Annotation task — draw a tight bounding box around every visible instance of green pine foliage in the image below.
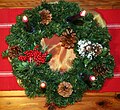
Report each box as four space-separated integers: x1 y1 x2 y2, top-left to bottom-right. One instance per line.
3 0 114 108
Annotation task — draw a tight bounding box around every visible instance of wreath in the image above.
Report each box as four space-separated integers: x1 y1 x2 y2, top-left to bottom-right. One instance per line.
3 1 115 109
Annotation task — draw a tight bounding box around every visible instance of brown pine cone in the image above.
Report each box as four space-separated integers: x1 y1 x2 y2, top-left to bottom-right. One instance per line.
60 28 77 49
39 9 52 25
8 45 22 59
57 81 73 97
93 64 109 76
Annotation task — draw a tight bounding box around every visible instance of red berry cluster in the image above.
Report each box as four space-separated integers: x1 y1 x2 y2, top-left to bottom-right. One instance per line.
18 46 48 65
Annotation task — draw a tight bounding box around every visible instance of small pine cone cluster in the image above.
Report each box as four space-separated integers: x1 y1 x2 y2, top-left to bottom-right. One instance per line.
93 64 109 76
8 45 22 59
57 81 73 97
60 28 77 49
77 40 103 60
39 9 52 25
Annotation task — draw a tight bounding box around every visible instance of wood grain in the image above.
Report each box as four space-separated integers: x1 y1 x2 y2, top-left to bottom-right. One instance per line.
0 0 120 9
0 91 120 110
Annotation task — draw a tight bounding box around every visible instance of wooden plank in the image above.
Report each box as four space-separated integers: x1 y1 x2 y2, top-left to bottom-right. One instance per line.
113 5 120 9
0 0 40 8
0 97 47 110
0 91 120 110
0 0 119 9
0 91 117 97
46 0 120 5
79 5 113 9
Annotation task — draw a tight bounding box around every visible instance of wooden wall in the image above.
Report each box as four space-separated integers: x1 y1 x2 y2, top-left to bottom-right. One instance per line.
0 0 120 9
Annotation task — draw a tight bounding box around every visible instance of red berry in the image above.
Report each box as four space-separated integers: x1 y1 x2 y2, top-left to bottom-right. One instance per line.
27 57 32 62
18 56 27 61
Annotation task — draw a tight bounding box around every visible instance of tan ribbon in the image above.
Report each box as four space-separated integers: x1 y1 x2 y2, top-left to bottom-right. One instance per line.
89 10 106 28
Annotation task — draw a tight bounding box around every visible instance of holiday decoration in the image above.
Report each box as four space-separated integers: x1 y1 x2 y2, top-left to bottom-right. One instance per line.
67 10 86 22
79 73 94 88
60 28 77 49
41 34 76 72
22 15 34 32
80 10 86 16
8 45 22 59
89 75 96 81
57 81 73 97
93 64 109 76
22 15 28 23
92 43 102 56
91 11 106 28
18 47 49 65
77 40 103 60
40 82 47 89
39 9 52 25
2 0 115 109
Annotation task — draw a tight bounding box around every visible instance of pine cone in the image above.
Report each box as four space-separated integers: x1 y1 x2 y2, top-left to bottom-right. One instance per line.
84 44 92 52
60 28 77 49
8 46 22 59
57 81 73 97
92 44 102 56
39 9 52 25
93 64 109 76
85 44 102 55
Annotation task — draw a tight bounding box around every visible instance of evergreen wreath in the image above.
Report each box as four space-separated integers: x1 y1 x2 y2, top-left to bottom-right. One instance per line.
3 0 115 109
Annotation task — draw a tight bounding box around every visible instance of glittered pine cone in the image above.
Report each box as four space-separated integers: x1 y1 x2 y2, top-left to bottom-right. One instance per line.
92 44 102 56
8 45 22 59
39 9 52 25
85 44 92 52
57 81 73 97
93 64 109 76
60 28 77 49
